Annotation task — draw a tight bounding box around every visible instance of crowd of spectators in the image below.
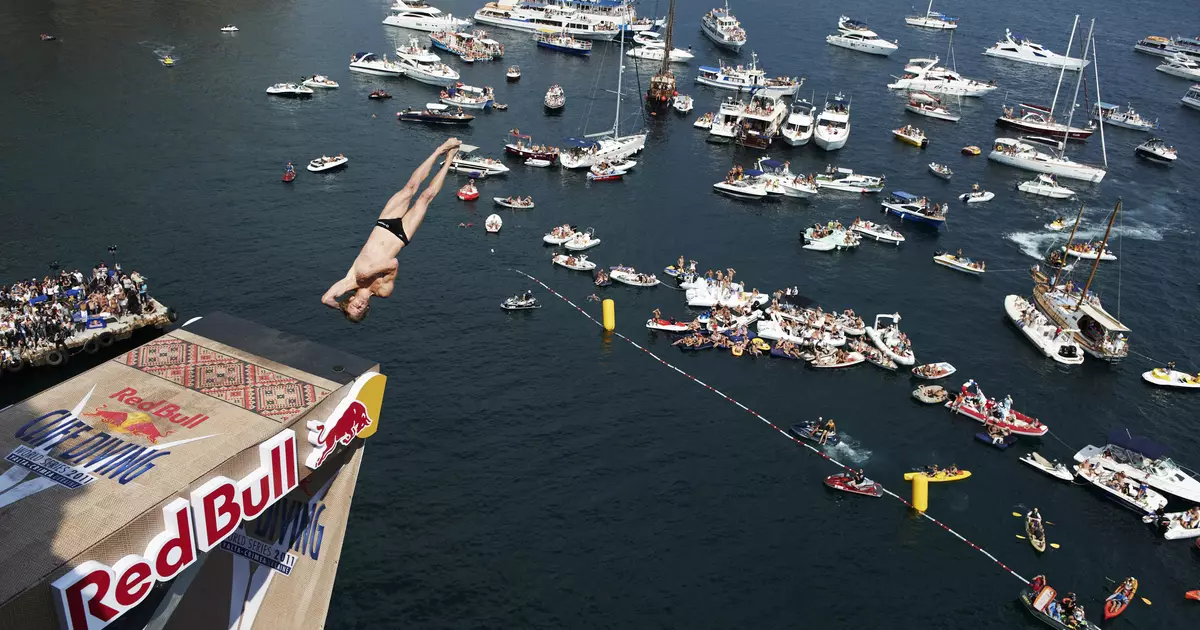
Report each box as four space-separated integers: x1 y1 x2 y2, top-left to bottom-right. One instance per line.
1 262 153 366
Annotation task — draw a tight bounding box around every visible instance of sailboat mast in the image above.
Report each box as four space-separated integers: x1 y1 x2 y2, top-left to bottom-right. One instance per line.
1051 200 1088 286
660 0 675 75
1048 15 1080 120
1075 198 1120 309
1058 18 1094 159
1091 30 1108 168
613 24 624 137
926 0 934 16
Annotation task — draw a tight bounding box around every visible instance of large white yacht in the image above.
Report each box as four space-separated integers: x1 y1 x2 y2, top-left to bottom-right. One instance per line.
382 0 470 32
398 55 460 85
1073 430 1200 503
904 0 957 30
1184 84 1200 110
474 1 620 40
701 1 746 50
538 0 660 35
813 93 851 151
706 93 788 149
826 16 898 57
694 52 801 96
1156 53 1200 81
1134 34 1200 60
989 138 1105 182
887 56 996 97
780 99 815 146
983 28 1089 70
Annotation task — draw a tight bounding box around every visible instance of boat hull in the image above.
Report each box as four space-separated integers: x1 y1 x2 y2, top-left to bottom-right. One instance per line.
996 117 1094 140
988 149 1106 183
382 16 470 33
983 49 1088 71
826 36 897 57
537 41 591 56
701 22 746 50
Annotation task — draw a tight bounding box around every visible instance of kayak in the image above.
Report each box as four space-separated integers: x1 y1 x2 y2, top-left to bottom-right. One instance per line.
1187 590 1199 600
912 362 956 380
903 469 971 483
1104 578 1137 620
1026 515 1047 553
1020 587 1101 630
791 421 841 447
1019 452 1075 482
975 432 1017 450
913 385 948 404
824 473 882 498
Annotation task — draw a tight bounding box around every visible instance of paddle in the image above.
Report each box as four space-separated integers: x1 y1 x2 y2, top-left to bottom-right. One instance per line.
1011 512 1055 525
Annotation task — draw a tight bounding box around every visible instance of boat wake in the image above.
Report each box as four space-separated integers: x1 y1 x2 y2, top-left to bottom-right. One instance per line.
826 435 871 465
1006 222 1164 259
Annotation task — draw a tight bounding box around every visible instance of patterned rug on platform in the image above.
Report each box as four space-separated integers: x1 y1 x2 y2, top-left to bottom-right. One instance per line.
119 337 331 421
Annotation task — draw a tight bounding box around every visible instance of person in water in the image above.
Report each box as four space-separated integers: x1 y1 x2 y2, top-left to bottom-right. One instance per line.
322 138 461 321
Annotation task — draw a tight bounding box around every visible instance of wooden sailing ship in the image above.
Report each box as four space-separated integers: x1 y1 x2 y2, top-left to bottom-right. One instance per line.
645 0 677 113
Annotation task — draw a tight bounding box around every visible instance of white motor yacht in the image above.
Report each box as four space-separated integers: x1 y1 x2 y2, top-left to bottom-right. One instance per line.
396 35 442 63
308 155 349 172
905 95 960 122
1018 173 1075 198
713 178 768 199
473 2 619 40
888 57 996 97
1004 295 1084 364
538 0 660 36
827 16 898 57
989 138 1106 182
399 56 460 85
1092 102 1158 131
694 52 802 96
1074 431 1200 503
265 82 314 96
348 52 403 76
813 93 851 151
626 44 694 63
1135 138 1178 164
701 1 747 50
779 99 815 146
1156 53 1200 81
814 167 884 193
382 0 470 32
447 144 510 175
752 157 816 198
1185 84 1200 110
983 28 1089 70
904 0 957 30
851 219 904 244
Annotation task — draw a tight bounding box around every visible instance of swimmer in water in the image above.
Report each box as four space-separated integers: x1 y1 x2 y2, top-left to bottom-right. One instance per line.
322 138 461 322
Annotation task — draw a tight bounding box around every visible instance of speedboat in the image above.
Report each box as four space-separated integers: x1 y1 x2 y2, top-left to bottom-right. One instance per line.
713 179 767 199
626 43 694 63
961 145 981 155
905 96 961 122
1184 84 1200 110
369 90 392 100
506 65 520 80
348 52 402 76
912 362 955 379
1092 102 1157 132
813 93 851 150
537 31 592 56
485 214 503 233
302 75 339 89
989 137 1107 182
1142 366 1200 389
864 313 914 365
505 131 559 162
892 125 927 148
751 158 817 198
851 219 904 245
564 228 601 251
1018 173 1075 198
780 99 815 145
493 196 534 209
398 56 460 85
694 112 714 129
610 268 660 287
672 95 694 114
1135 138 1177 164
382 0 470 33
888 57 995 97
928 162 952 179
1004 295 1084 364
552 254 596 272
1044 216 1075 231
1157 53 1200 80
544 84 565 110
983 28 1089 70
814 167 884 193
701 1 747 50
934 252 984 275
501 293 541 310
880 191 947 228
904 1 957 30
958 190 994 203
307 155 349 172
1019 452 1075 482
397 103 475 124
221 25 239 33
1075 462 1169 514
1073 429 1200 502
1065 240 1116 261
693 52 802 96
473 2 620 40
440 83 494 109
448 144 509 175
587 164 626 181
265 82 314 96
827 16 898 56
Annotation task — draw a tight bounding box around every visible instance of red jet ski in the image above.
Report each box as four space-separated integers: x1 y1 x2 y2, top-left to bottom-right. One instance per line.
824 473 882 498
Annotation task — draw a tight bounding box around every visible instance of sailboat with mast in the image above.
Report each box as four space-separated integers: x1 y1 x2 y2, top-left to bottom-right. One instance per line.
1030 199 1130 362
995 17 1095 139
645 0 677 114
988 17 1108 182
559 22 647 169
905 0 958 30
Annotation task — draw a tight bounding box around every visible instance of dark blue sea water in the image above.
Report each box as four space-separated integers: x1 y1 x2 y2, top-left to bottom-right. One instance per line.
3 0 1198 627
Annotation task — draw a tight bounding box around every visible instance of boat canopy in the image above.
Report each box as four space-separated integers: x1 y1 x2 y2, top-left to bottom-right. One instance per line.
354 52 376 60
843 19 868 29
760 159 785 169
1108 429 1168 459
891 191 919 201
743 169 764 176
426 103 449 110
1094 102 1120 111
698 66 721 74
562 137 599 148
1077 302 1131 332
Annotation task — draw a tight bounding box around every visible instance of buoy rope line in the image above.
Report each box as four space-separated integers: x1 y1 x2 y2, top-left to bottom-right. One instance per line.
511 269 1030 585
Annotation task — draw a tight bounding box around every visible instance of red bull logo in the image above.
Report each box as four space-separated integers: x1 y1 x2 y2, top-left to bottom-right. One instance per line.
308 401 372 468
304 371 386 470
108 387 209 429
82 405 174 444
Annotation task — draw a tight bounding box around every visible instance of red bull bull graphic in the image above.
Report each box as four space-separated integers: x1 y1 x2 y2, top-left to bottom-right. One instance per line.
304 372 386 470
82 406 174 444
52 429 300 630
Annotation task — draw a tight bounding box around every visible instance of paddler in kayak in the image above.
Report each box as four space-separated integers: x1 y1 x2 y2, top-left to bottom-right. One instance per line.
1106 577 1136 609
1027 507 1044 530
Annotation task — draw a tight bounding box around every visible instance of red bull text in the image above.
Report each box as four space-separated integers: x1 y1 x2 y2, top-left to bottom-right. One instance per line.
107 387 210 429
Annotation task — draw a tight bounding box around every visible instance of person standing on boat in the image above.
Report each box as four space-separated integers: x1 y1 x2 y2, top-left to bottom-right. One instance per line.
322 138 462 322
